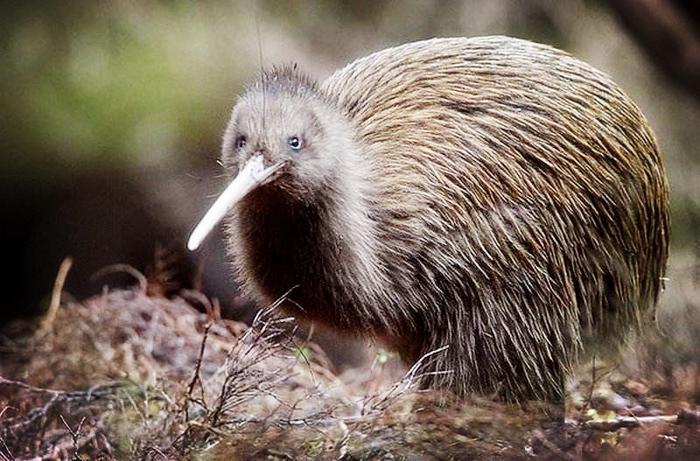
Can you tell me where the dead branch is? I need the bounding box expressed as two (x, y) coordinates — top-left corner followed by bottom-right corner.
(185, 321), (212, 421)
(360, 345), (450, 416)
(41, 257), (73, 332)
(59, 415), (86, 459)
(587, 414), (677, 431)
(91, 264), (149, 293)
(586, 408), (699, 431)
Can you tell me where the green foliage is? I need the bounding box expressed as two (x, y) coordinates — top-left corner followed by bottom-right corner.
(1, 2), (248, 180)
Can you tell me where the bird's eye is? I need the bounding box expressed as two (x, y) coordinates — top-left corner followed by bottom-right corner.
(235, 136), (247, 149)
(287, 136), (302, 151)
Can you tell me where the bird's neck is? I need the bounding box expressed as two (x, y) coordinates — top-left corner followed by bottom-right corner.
(236, 152), (387, 330)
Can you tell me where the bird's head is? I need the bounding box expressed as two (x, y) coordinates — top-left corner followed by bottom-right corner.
(188, 66), (355, 250)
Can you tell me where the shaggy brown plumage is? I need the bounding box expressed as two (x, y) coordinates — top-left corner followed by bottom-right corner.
(219, 36), (670, 401)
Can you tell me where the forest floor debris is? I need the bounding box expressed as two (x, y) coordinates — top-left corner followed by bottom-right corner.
(1, 286), (699, 460)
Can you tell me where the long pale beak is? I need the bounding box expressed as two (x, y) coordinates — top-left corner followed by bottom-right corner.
(187, 155), (283, 251)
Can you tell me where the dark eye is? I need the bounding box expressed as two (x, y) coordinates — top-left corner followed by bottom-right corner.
(235, 136), (247, 149)
(287, 136), (302, 151)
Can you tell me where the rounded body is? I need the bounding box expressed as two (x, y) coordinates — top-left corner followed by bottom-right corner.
(226, 37), (670, 401)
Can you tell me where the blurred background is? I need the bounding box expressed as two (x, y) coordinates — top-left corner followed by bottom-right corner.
(1, 0), (698, 368)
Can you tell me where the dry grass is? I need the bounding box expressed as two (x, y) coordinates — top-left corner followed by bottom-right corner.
(1, 279), (699, 460)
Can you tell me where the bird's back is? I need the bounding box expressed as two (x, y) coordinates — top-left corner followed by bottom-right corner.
(322, 36), (669, 373)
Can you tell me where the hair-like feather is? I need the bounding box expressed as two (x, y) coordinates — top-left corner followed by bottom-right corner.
(221, 36), (670, 402)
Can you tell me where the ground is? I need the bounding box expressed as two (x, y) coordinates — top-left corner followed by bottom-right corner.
(1, 282), (699, 460)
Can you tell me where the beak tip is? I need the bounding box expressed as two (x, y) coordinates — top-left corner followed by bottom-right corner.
(187, 232), (202, 251)
(186, 155), (282, 253)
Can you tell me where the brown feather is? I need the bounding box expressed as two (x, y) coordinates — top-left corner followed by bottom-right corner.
(220, 36), (670, 402)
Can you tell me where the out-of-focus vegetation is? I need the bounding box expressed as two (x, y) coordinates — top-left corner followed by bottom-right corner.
(2, 1), (698, 203)
(1, 2), (256, 187)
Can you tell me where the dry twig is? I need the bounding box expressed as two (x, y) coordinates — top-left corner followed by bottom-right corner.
(41, 257), (73, 332)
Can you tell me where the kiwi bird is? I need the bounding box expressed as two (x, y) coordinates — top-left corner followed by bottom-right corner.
(188, 36), (670, 402)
